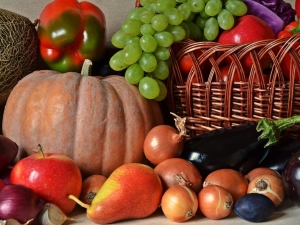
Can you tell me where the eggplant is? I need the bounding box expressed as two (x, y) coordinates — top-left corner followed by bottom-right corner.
(282, 149), (300, 207)
(180, 122), (270, 178)
(180, 116), (300, 178)
(258, 138), (300, 174)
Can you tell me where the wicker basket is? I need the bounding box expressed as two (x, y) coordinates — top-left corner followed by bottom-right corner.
(135, 1), (300, 140)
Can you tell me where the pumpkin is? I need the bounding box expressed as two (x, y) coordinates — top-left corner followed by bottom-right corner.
(2, 60), (163, 178)
(0, 8), (38, 105)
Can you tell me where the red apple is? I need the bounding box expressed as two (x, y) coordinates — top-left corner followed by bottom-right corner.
(218, 15), (276, 74)
(10, 144), (82, 214)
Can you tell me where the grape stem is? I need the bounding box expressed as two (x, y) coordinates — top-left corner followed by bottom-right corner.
(256, 116), (300, 147)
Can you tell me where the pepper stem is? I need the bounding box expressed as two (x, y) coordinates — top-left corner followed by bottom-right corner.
(256, 116), (300, 147)
(68, 195), (90, 209)
(291, 20), (300, 35)
(37, 144), (45, 158)
(81, 59), (93, 76)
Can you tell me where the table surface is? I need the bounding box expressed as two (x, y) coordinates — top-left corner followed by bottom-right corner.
(65, 197), (300, 225)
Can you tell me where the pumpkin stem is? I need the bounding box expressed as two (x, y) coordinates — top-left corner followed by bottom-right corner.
(170, 112), (186, 137)
(81, 59), (93, 76)
(37, 144), (45, 158)
(68, 195), (90, 209)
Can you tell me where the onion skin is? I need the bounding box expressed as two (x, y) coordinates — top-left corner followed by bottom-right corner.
(154, 158), (202, 194)
(0, 184), (45, 223)
(80, 174), (107, 204)
(161, 185), (198, 222)
(203, 169), (248, 204)
(245, 167), (281, 182)
(247, 174), (285, 207)
(198, 185), (233, 220)
(0, 135), (18, 171)
(143, 125), (184, 165)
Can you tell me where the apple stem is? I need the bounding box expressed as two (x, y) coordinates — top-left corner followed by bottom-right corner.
(68, 195), (90, 209)
(37, 144), (45, 158)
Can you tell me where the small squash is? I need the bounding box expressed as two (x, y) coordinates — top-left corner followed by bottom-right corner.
(2, 60), (163, 178)
(0, 8), (38, 105)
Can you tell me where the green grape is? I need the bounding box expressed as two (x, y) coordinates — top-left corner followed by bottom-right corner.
(140, 0), (158, 6)
(154, 46), (170, 60)
(155, 0), (176, 13)
(204, 0), (222, 16)
(153, 60), (169, 80)
(143, 2), (157, 12)
(190, 0), (205, 13)
(166, 25), (186, 42)
(139, 52), (157, 72)
(204, 17), (219, 41)
(139, 77), (160, 99)
(126, 7), (146, 20)
(154, 79), (167, 101)
(178, 3), (192, 20)
(186, 11), (195, 21)
(125, 64), (144, 84)
(225, 0), (248, 16)
(140, 23), (156, 36)
(199, 10), (210, 18)
(126, 35), (140, 45)
(176, 0), (187, 3)
(195, 15), (208, 30)
(140, 9), (155, 24)
(109, 50), (129, 71)
(217, 9), (234, 30)
(180, 21), (191, 39)
(111, 30), (128, 48)
(122, 19), (143, 36)
(185, 21), (202, 41)
(165, 57), (172, 68)
(151, 14), (169, 31)
(122, 43), (142, 65)
(140, 34), (158, 52)
(154, 31), (174, 47)
(164, 8), (184, 26)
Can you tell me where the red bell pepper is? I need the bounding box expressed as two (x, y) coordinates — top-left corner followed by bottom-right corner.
(277, 20), (300, 81)
(37, 0), (106, 72)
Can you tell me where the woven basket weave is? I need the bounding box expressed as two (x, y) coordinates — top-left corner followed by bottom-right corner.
(136, 1), (300, 140)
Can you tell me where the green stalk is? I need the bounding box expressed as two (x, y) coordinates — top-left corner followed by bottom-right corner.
(291, 20), (300, 35)
(256, 116), (300, 147)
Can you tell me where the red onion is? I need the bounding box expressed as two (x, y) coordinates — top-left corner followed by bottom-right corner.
(0, 184), (45, 223)
(0, 135), (18, 171)
(143, 113), (186, 165)
(0, 167), (12, 185)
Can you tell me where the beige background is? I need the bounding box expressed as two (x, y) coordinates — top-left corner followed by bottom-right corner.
(1, 0), (300, 224)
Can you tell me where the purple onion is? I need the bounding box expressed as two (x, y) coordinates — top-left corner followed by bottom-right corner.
(0, 167), (12, 185)
(0, 184), (45, 223)
(0, 135), (18, 172)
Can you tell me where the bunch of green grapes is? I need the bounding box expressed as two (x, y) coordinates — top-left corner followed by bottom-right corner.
(109, 0), (247, 100)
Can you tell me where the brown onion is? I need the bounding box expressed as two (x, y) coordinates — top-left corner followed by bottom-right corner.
(80, 174), (107, 204)
(198, 185), (233, 220)
(161, 185), (198, 222)
(247, 174), (285, 207)
(154, 158), (202, 194)
(203, 169), (248, 204)
(143, 113), (186, 165)
(245, 167), (281, 182)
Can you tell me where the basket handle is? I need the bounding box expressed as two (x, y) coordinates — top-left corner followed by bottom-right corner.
(136, 0), (140, 7)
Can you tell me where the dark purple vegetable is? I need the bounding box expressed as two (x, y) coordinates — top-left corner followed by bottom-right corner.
(234, 193), (275, 222)
(0, 167), (12, 185)
(259, 138), (300, 174)
(0, 135), (18, 171)
(282, 149), (300, 207)
(251, 0), (296, 25)
(0, 184), (45, 223)
(243, 0), (285, 36)
(181, 116), (300, 178)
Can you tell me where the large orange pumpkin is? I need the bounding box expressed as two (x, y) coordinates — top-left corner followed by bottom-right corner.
(2, 62), (163, 178)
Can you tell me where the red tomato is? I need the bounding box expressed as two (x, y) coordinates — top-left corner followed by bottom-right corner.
(220, 64), (241, 82)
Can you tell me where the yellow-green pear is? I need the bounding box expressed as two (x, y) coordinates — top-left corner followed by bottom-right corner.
(69, 163), (163, 224)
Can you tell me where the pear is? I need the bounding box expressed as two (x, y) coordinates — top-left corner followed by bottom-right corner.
(69, 163), (163, 224)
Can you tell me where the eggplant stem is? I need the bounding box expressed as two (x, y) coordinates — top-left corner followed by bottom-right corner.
(170, 112), (186, 137)
(256, 116), (300, 147)
(68, 195), (90, 209)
